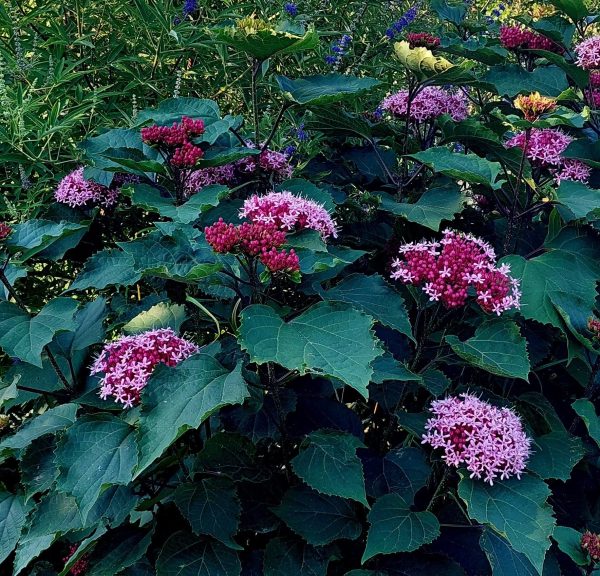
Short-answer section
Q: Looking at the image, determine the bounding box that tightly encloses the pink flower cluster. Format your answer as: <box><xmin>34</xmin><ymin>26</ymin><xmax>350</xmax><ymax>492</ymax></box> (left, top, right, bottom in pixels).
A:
<box><xmin>184</xmin><ymin>164</ymin><xmax>237</xmax><ymax>195</ymax></box>
<box><xmin>141</xmin><ymin>116</ymin><xmax>205</xmax><ymax>168</ymax></box>
<box><xmin>240</xmin><ymin>191</ymin><xmax>338</xmax><ymax>239</ymax></box>
<box><xmin>205</xmin><ymin>218</ymin><xmax>300</xmax><ymax>274</ymax></box>
<box><xmin>586</xmin><ymin>71</ymin><xmax>600</xmax><ymax>108</ymax></box>
<box><xmin>237</xmin><ymin>148</ymin><xmax>294</xmax><ymax>179</ymax></box>
<box><xmin>505</xmin><ymin>128</ymin><xmax>591</xmax><ymax>183</ymax></box>
<box><xmin>182</xmin><ymin>147</ymin><xmax>294</xmax><ymax>197</ymax></box>
<box><xmin>422</xmin><ymin>393</ymin><xmax>532</xmax><ymax>485</ymax></box>
<box><xmin>380</xmin><ymin>86</ymin><xmax>469</xmax><ymax>122</ymax></box>
<box><xmin>575</xmin><ymin>36</ymin><xmax>600</xmax><ymax>70</ymax></box>
<box><xmin>91</xmin><ymin>328</ymin><xmax>198</xmax><ymax>408</ymax></box>
<box><xmin>499</xmin><ymin>26</ymin><xmax>563</xmax><ymax>53</ymax></box>
<box><xmin>407</xmin><ymin>32</ymin><xmax>440</xmax><ymax>49</ymax></box>
<box><xmin>63</xmin><ymin>544</ymin><xmax>88</xmax><ymax>576</ymax></box>
<box><xmin>582</xmin><ymin>531</ymin><xmax>600</xmax><ymax>562</ymax></box>
<box><xmin>0</xmin><ymin>222</ymin><xmax>12</xmax><ymax>240</ymax></box>
<box><xmin>390</xmin><ymin>230</ymin><xmax>521</xmax><ymax>315</ymax></box>
<box><xmin>55</xmin><ymin>167</ymin><xmax>120</xmax><ymax>208</ymax></box>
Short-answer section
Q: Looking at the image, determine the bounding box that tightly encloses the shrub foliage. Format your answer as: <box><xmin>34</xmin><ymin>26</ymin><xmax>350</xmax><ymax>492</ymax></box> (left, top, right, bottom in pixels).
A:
<box><xmin>1</xmin><ymin>1</ymin><xmax>600</xmax><ymax>575</ymax></box>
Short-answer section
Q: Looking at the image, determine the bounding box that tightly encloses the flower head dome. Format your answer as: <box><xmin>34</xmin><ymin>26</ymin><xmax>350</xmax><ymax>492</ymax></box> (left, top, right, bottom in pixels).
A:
<box><xmin>390</xmin><ymin>229</ymin><xmax>521</xmax><ymax>315</ymax></box>
<box><xmin>91</xmin><ymin>328</ymin><xmax>199</xmax><ymax>408</ymax></box>
<box><xmin>240</xmin><ymin>191</ymin><xmax>338</xmax><ymax>239</ymax></box>
<box><xmin>55</xmin><ymin>168</ymin><xmax>119</xmax><ymax>208</ymax></box>
<box><xmin>575</xmin><ymin>36</ymin><xmax>600</xmax><ymax>70</ymax></box>
<box><xmin>380</xmin><ymin>86</ymin><xmax>468</xmax><ymax>122</ymax></box>
<box><xmin>422</xmin><ymin>393</ymin><xmax>532</xmax><ymax>484</ymax></box>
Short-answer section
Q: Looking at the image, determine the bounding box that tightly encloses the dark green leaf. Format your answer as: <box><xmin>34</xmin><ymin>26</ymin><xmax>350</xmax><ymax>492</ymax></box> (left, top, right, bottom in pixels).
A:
<box><xmin>0</xmin><ymin>404</ymin><xmax>78</xmax><ymax>459</ymax></box>
<box><xmin>420</xmin><ymin>368</ymin><xmax>450</xmax><ymax>397</ymax></box>
<box><xmin>555</xmin><ymin>180</ymin><xmax>600</xmax><ymax>222</ymax></box>
<box><xmin>6</xmin><ymin>220</ymin><xmax>88</xmax><ymax>262</ymax></box>
<box><xmin>305</xmin><ymin>108</ymin><xmax>373</xmax><ymax>140</ymax></box>
<box><xmin>480</xmin><ymin>528</ymin><xmax>538</xmax><ymax>576</ymax></box>
<box><xmin>85</xmin><ymin>526</ymin><xmax>154</xmax><ymax>576</ymax></box>
<box><xmin>135</xmin><ymin>357</ymin><xmax>249</xmax><ymax>476</ymax></box>
<box><xmin>263</xmin><ymin>537</ymin><xmax>329</xmax><ymax>576</ymax></box>
<box><xmin>484</xmin><ymin>65</ymin><xmax>568</xmax><ymax>97</ymax></box>
<box><xmin>379</xmin><ymin>182</ymin><xmax>465</xmax><ymax>230</ymax></box>
<box><xmin>0</xmin><ymin>298</ymin><xmax>78</xmax><ymax>367</ymax></box>
<box><xmin>546</xmin><ymin>0</ymin><xmax>589</xmax><ymax>22</ymax></box>
<box><xmin>69</xmin><ymin>249</ymin><xmax>142</xmax><ymax>290</ymax></box>
<box><xmin>562</xmin><ymin>140</ymin><xmax>600</xmax><ymax>169</ymax></box>
<box><xmin>458</xmin><ymin>474</ymin><xmax>555</xmax><ymax>574</ymax></box>
<box><xmin>20</xmin><ymin>436</ymin><xmax>59</xmax><ymax>502</ymax></box>
<box><xmin>123</xmin><ymin>302</ymin><xmax>187</xmax><ymax>333</ymax></box>
<box><xmin>291</xmin><ymin>429</ymin><xmax>367</xmax><ymax>505</ymax></box>
<box><xmin>130</xmin><ymin>183</ymin><xmax>230</xmax><ymax>222</ymax></box>
<box><xmin>430</xmin><ymin>0</ymin><xmax>467</xmax><ymax>24</ymax></box>
<box><xmin>370</xmin><ymin>353</ymin><xmax>421</xmax><ymax>385</ymax></box>
<box><xmin>156</xmin><ymin>531</ymin><xmax>241</xmax><ymax>576</ymax></box>
<box><xmin>171</xmin><ymin>479</ymin><xmax>241</xmax><ymax>549</ymax></box>
<box><xmin>438</xmin><ymin>117</ymin><xmax>532</xmax><ymax>178</ymax></box>
<box><xmin>552</xmin><ymin>526</ymin><xmax>587</xmax><ymax>566</ymax></box>
<box><xmin>138</xmin><ymin>97</ymin><xmax>220</xmax><ymax>123</ymax></box>
<box><xmin>61</xmin><ymin>297</ymin><xmax>107</xmax><ymax>353</ymax></box>
<box><xmin>239</xmin><ymin>302</ymin><xmax>382</xmax><ymax>399</ymax></box>
<box><xmin>572</xmin><ymin>399</ymin><xmax>600</xmax><ymax>448</ymax></box>
<box><xmin>502</xmin><ymin>250</ymin><xmax>600</xmax><ymax>330</ymax></box>
<box><xmin>119</xmin><ymin>231</ymin><xmax>221</xmax><ymax>283</ymax></box>
<box><xmin>275</xmin><ymin>74</ymin><xmax>381</xmax><ymax>105</ymax></box>
<box><xmin>192</xmin><ymin>432</ymin><xmax>260</xmax><ymax>482</ymax></box>
<box><xmin>408</xmin><ymin>148</ymin><xmax>502</xmax><ymax>189</ymax></box>
<box><xmin>362</xmin><ymin>493</ymin><xmax>440</xmax><ymax>562</ymax></box>
<box><xmin>55</xmin><ymin>414</ymin><xmax>138</xmax><ymax>519</ymax></box>
<box><xmin>527</xmin><ymin>432</ymin><xmax>584</xmax><ymax>481</ymax></box>
<box><xmin>274</xmin><ymin>485</ymin><xmax>362</xmax><ymax>546</ymax></box>
<box><xmin>318</xmin><ymin>274</ymin><xmax>412</xmax><ymax>340</ymax></box>
<box><xmin>446</xmin><ymin>319</ymin><xmax>530</xmax><ymax>380</ymax></box>
<box><xmin>14</xmin><ymin>492</ymin><xmax>83</xmax><ymax>575</ymax></box>
<box><xmin>367</xmin><ymin>447</ymin><xmax>431</xmax><ymax>504</ymax></box>
<box><xmin>0</xmin><ymin>491</ymin><xmax>27</xmax><ymax>565</ymax></box>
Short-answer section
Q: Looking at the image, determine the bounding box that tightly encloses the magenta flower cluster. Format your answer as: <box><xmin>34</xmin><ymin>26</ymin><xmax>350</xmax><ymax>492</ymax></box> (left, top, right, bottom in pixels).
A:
<box><xmin>91</xmin><ymin>328</ymin><xmax>198</xmax><ymax>408</ymax></box>
<box><xmin>422</xmin><ymin>393</ymin><xmax>532</xmax><ymax>485</ymax></box>
<box><xmin>184</xmin><ymin>164</ymin><xmax>237</xmax><ymax>195</ymax></box>
<box><xmin>240</xmin><ymin>191</ymin><xmax>338</xmax><ymax>239</ymax></box>
<box><xmin>204</xmin><ymin>218</ymin><xmax>300</xmax><ymax>274</ymax></box>
<box><xmin>183</xmin><ymin>147</ymin><xmax>294</xmax><ymax>197</ymax></box>
<box><xmin>582</xmin><ymin>70</ymin><xmax>600</xmax><ymax>109</ymax></box>
<box><xmin>499</xmin><ymin>25</ymin><xmax>563</xmax><ymax>53</ymax></box>
<box><xmin>575</xmin><ymin>36</ymin><xmax>600</xmax><ymax>70</ymax></box>
<box><xmin>505</xmin><ymin>128</ymin><xmax>591</xmax><ymax>183</ymax></box>
<box><xmin>141</xmin><ymin>116</ymin><xmax>205</xmax><ymax>168</ymax></box>
<box><xmin>55</xmin><ymin>167</ymin><xmax>120</xmax><ymax>208</ymax></box>
<box><xmin>237</xmin><ymin>147</ymin><xmax>294</xmax><ymax>179</ymax></box>
<box><xmin>390</xmin><ymin>230</ymin><xmax>521</xmax><ymax>315</ymax></box>
<box><xmin>380</xmin><ymin>86</ymin><xmax>469</xmax><ymax>122</ymax></box>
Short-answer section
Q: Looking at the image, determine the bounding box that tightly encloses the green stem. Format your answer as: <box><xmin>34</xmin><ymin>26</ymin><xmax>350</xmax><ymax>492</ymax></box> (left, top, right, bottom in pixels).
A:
<box><xmin>251</xmin><ymin>58</ymin><xmax>263</xmax><ymax>145</ymax></box>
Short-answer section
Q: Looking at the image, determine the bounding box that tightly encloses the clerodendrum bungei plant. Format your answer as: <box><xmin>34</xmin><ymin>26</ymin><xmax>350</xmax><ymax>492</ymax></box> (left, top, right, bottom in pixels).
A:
<box><xmin>2</xmin><ymin>2</ymin><xmax>600</xmax><ymax>575</ymax></box>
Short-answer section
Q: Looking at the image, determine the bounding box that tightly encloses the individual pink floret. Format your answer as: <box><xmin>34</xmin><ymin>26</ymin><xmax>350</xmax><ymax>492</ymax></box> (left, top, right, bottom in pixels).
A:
<box><xmin>422</xmin><ymin>393</ymin><xmax>532</xmax><ymax>485</ymax></box>
<box><xmin>240</xmin><ymin>191</ymin><xmax>338</xmax><ymax>239</ymax></box>
<box><xmin>91</xmin><ymin>328</ymin><xmax>199</xmax><ymax>408</ymax></box>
